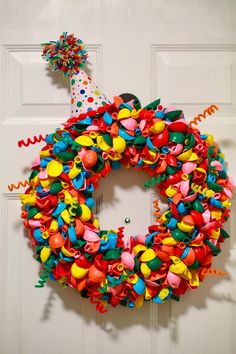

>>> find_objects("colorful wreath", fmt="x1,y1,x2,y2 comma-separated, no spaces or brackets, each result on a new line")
17,33,233,313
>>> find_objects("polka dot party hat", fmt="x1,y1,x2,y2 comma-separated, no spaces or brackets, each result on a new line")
42,32,110,116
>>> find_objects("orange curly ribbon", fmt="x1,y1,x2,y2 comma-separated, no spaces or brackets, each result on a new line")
8,179,31,192
189,105,219,127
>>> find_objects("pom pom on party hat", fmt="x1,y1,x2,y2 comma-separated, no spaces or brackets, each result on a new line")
42,32,110,116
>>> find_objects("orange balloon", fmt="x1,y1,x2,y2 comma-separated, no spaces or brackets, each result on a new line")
83,150,98,168
75,219,84,235
88,265,106,283
49,232,65,248
77,278,87,291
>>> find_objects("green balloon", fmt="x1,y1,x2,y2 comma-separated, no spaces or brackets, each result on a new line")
147,257,162,271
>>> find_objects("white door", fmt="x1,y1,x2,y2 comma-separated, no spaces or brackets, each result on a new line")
1,1,236,354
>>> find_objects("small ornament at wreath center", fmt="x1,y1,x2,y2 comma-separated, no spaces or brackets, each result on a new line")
19,32,233,313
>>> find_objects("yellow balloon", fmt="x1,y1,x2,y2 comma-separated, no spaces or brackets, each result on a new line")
96,135,111,151
162,237,179,246
49,219,58,232
75,135,93,146
118,108,131,119
40,247,51,263
177,221,194,233
46,160,63,177
68,164,81,179
140,263,151,278
133,244,147,256
113,136,126,153
34,212,42,219
210,210,222,220
64,190,74,204
177,149,193,161
39,148,52,157
140,249,156,262
166,185,178,197
40,179,51,188
211,228,220,240
159,288,169,300
149,121,165,134
222,199,231,208
61,209,71,224
80,204,91,222
71,263,89,279
189,271,199,287
205,134,214,145
61,246,73,257
131,109,142,119
169,257,187,275
20,194,36,206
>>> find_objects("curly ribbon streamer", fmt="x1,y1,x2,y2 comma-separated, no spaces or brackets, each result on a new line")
8,179,30,192
69,197,79,223
189,105,219,127
116,227,125,248
191,182,215,198
18,134,47,148
200,268,228,277
209,209,230,233
90,299,108,313
144,174,167,189
35,259,54,288
153,199,168,234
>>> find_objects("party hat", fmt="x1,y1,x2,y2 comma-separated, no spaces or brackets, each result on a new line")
42,32,110,117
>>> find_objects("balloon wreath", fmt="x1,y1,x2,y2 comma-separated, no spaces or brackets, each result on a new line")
19,33,233,312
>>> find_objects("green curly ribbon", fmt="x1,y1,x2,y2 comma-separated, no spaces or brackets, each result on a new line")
144,174,167,189
35,258,55,288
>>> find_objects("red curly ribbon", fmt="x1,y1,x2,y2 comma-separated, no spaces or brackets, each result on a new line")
90,299,108,313
18,134,47,148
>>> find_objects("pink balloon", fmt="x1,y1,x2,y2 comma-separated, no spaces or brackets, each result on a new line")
183,193,197,202
136,235,146,245
182,162,196,174
139,119,146,132
78,147,86,158
83,230,100,242
29,220,41,228
180,180,190,197
201,222,216,232
210,160,222,171
224,187,232,198
169,143,183,155
38,169,48,180
120,118,137,131
121,252,135,271
32,155,41,167
167,271,181,288
86,125,99,131
202,209,211,223
165,106,177,114
84,241,100,254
